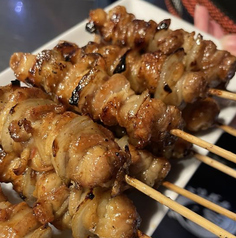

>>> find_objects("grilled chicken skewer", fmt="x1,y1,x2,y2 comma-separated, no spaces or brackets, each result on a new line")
10,47,184,151
61,41,224,134
0,184,52,238
0,150,141,238
73,40,207,108
71,40,227,133
86,5,236,89
0,82,171,187
0,84,174,238
0,83,129,194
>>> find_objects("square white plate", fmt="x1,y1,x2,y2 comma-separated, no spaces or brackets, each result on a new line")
0,0,235,236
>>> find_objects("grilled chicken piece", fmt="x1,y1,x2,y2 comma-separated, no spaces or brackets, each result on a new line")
65,41,207,108
0,148,141,238
75,41,221,132
86,6,236,88
182,97,220,132
0,84,128,192
70,186,141,238
0,184,52,238
116,136,171,188
10,47,184,151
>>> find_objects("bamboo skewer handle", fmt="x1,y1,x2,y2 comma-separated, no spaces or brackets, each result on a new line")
194,153,236,178
217,124,236,137
162,181,236,221
125,175,236,238
171,129,236,164
208,88,236,101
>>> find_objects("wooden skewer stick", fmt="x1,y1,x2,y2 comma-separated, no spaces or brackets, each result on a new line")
208,88,236,101
194,153,236,178
171,129,236,164
162,181,236,221
125,175,236,238
217,123,236,137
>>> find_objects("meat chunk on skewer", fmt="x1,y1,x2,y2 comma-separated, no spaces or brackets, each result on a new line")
10,47,184,151
0,84,128,192
75,41,223,134
63,41,207,108
0,148,141,238
0,184,52,238
116,135,171,188
87,6,236,87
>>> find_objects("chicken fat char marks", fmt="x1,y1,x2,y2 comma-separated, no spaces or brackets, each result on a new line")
10,48,184,150
0,151,141,238
0,184,52,238
0,84,129,192
69,41,208,108
87,6,236,88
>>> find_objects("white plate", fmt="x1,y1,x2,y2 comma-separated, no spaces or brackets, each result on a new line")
0,0,236,236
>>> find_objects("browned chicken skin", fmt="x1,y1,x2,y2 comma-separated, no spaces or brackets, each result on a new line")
116,135,171,188
0,84,173,237
0,150,141,238
54,41,220,134
10,45,184,151
87,6,236,88
0,184,52,237
71,41,208,108
182,97,220,132
0,84,128,191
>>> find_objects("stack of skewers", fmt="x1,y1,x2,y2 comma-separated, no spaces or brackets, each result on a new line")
1,4,236,238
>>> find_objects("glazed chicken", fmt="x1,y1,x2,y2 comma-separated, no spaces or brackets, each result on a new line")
0,184,52,238
0,83,129,193
53,41,222,134
86,5,236,88
10,46,184,151
116,135,171,187
65,40,207,108
0,150,141,238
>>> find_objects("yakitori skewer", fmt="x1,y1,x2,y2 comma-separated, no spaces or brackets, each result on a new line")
10,45,236,167
10,49,185,153
86,6,236,90
24,40,236,137
125,175,236,238
54,41,236,139
162,181,236,221
76,40,236,107
1,84,171,238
